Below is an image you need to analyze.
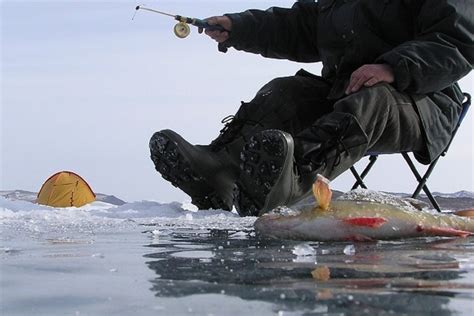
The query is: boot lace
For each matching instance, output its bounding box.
[209,114,263,151]
[302,116,352,173]
[318,117,351,171]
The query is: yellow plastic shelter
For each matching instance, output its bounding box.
[37,171,96,207]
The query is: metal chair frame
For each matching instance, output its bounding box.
[350,93,471,212]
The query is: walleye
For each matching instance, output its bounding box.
[254,175,474,241]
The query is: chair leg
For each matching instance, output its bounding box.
[402,152,441,212]
[350,167,367,189]
[350,155,378,190]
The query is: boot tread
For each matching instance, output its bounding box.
[234,130,290,216]
[150,131,232,211]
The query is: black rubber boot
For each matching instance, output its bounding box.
[149,101,271,211]
[234,130,306,217]
[150,130,241,210]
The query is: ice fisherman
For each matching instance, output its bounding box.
[149,0,474,217]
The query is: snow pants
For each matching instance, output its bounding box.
[231,69,426,181]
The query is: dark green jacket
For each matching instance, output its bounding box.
[221,0,473,164]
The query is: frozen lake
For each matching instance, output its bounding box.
[1,193,474,315]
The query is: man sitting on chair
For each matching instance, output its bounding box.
[149,0,473,216]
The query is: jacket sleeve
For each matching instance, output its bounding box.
[221,2,320,63]
[376,0,474,94]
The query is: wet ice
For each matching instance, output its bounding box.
[1,191,474,315]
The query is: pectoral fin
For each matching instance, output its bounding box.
[313,174,332,211]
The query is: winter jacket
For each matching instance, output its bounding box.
[221,0,474,164]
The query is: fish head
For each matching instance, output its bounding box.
[254,205,332,239]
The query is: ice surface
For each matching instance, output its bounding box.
[0,195,256,245]
[0,196,253,225]
[0,195,259,315]
[2,192,474,316]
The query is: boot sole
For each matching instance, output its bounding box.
[149,131,231,210]
[234,130,294,216]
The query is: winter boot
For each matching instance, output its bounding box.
[149,101,273,211]
[234,113,369,217]
[234,130,307,216]
[149,129,242,211]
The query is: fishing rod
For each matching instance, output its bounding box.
[133,5,227,39]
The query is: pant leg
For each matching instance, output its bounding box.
[209,70,335,167]
[334,83,425,154]
[295,83,425,181]
[233,70,334,136]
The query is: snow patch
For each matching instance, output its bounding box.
[338,189,420,211]
[0,196,255,241]
[431,190,474,199]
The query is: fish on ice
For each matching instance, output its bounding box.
[254,175,474,241]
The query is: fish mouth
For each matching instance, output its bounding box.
[254,210,302,238]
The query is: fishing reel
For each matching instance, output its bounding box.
[172,15,212,39]
[173,22,190,38]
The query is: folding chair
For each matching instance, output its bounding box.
[350,92,471,212]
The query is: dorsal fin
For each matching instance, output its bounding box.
[313,174,332,211]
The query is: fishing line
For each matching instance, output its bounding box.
[137,6,176,18]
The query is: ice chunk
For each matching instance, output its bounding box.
[343,245,356,255]
[292,243,317,263]
[292,243,317,256]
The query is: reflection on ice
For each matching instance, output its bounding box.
[170,250,215,259]
[144,228,474,315]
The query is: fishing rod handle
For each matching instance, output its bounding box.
[176,16,227,32]
[193,19,227,32]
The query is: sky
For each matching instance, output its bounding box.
[1,0,473,203]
